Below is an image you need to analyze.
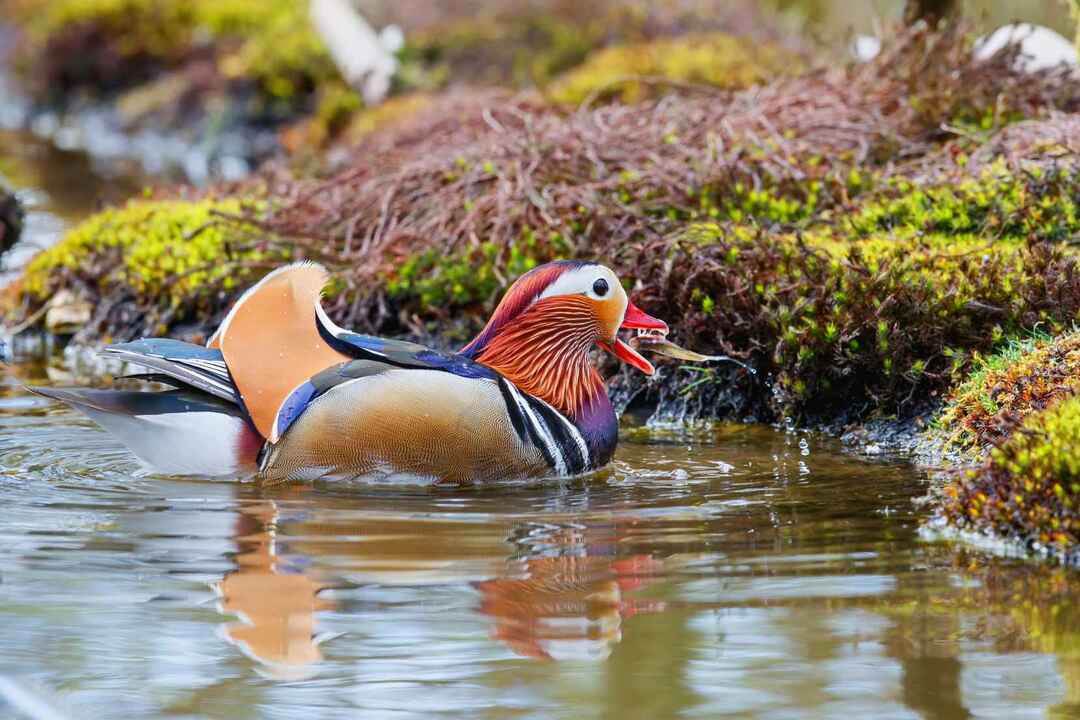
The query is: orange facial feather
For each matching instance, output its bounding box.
[472,295,606,418]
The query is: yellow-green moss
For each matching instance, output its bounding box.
[934,331,1080,457]
[22,198,275,313]
[11,0,334,104]
[386,230,571,311]
[1070,0,1080,58]
[343,92,435,143]
[852,163,1080,242]
[405,14,602,91]
[545,33,802,105]
[657,199,1079,421]
[942,394,1080,559]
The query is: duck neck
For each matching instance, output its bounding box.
[469,299,607,421]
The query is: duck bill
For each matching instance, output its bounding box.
[599,301,669,376]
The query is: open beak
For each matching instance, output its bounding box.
[598,301,669,375]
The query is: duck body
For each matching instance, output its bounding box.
[31,261,665,483]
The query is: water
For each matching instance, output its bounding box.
[2,361,1079,720]
[0,129,141,279]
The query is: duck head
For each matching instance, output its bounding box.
[461,260,668,418]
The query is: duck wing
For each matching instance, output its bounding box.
[102,338,238,404]
[208,262,353,439]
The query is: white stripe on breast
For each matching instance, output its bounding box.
[504,382,567,476]
[546,400,591,472]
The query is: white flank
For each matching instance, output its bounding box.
[80,408,249,477]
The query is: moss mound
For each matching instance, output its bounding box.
[395,0,796,91]
[8,0,333,110]
[941,394,1080,563]
[545,33,802,105]
[636,210,1080,422]
[17,198,280,339]
[934,332,1080,457]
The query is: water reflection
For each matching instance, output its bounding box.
[0,129,140,279]
[216,498,333,676]
[4,368,1080,718]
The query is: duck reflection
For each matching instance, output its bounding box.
[476,527,666,661]
[219,488,668,667]
[216,497,334,676]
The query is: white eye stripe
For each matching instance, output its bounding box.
[538,265,623,301]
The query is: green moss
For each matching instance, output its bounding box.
[220,2,337,103]
[852,164,1080,242]
[545,33,801,105]
[942,394,1080,561]
[644,187,1080,421]
[405,14,602,91]
[933,331,1080,457]
[386,231,569,310]
[20,198,281,335]
[1071,1,1080,59]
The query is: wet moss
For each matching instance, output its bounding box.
[545,33,802,105]
[934,331,1080,458]
[18,198,281,337]
[940,394,1080,563]
[640,217,1080,423]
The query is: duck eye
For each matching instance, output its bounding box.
[592,278,609,297]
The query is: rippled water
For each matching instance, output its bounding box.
[2,362,1080,720]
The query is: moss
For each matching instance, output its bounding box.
[289,82,366,149]
[386,230,572,312]
[851,164,1080,242]
[1071,1,1080,59]
[646,217,1080,422]
[10,0,334,109]
[343,92,435,143]
[400,11,607,92]
[940,394,1080,562]
[218,2,337,105]
[545,33,801,105]
[934,331,1080,457]
[19,198,281,336]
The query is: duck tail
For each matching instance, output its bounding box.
[28,386,262,477]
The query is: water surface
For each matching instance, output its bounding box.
[2,363,1079,719]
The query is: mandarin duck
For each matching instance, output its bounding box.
[31,260,669,483]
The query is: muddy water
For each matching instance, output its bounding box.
[1,362,1079,720]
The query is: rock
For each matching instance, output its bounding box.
[850,35,882,62]
[45,289,92,335]
[974,24,1078,73]
[308,0,400,105]
[0,188,24,255]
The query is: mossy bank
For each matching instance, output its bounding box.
[6,24,1080,563]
